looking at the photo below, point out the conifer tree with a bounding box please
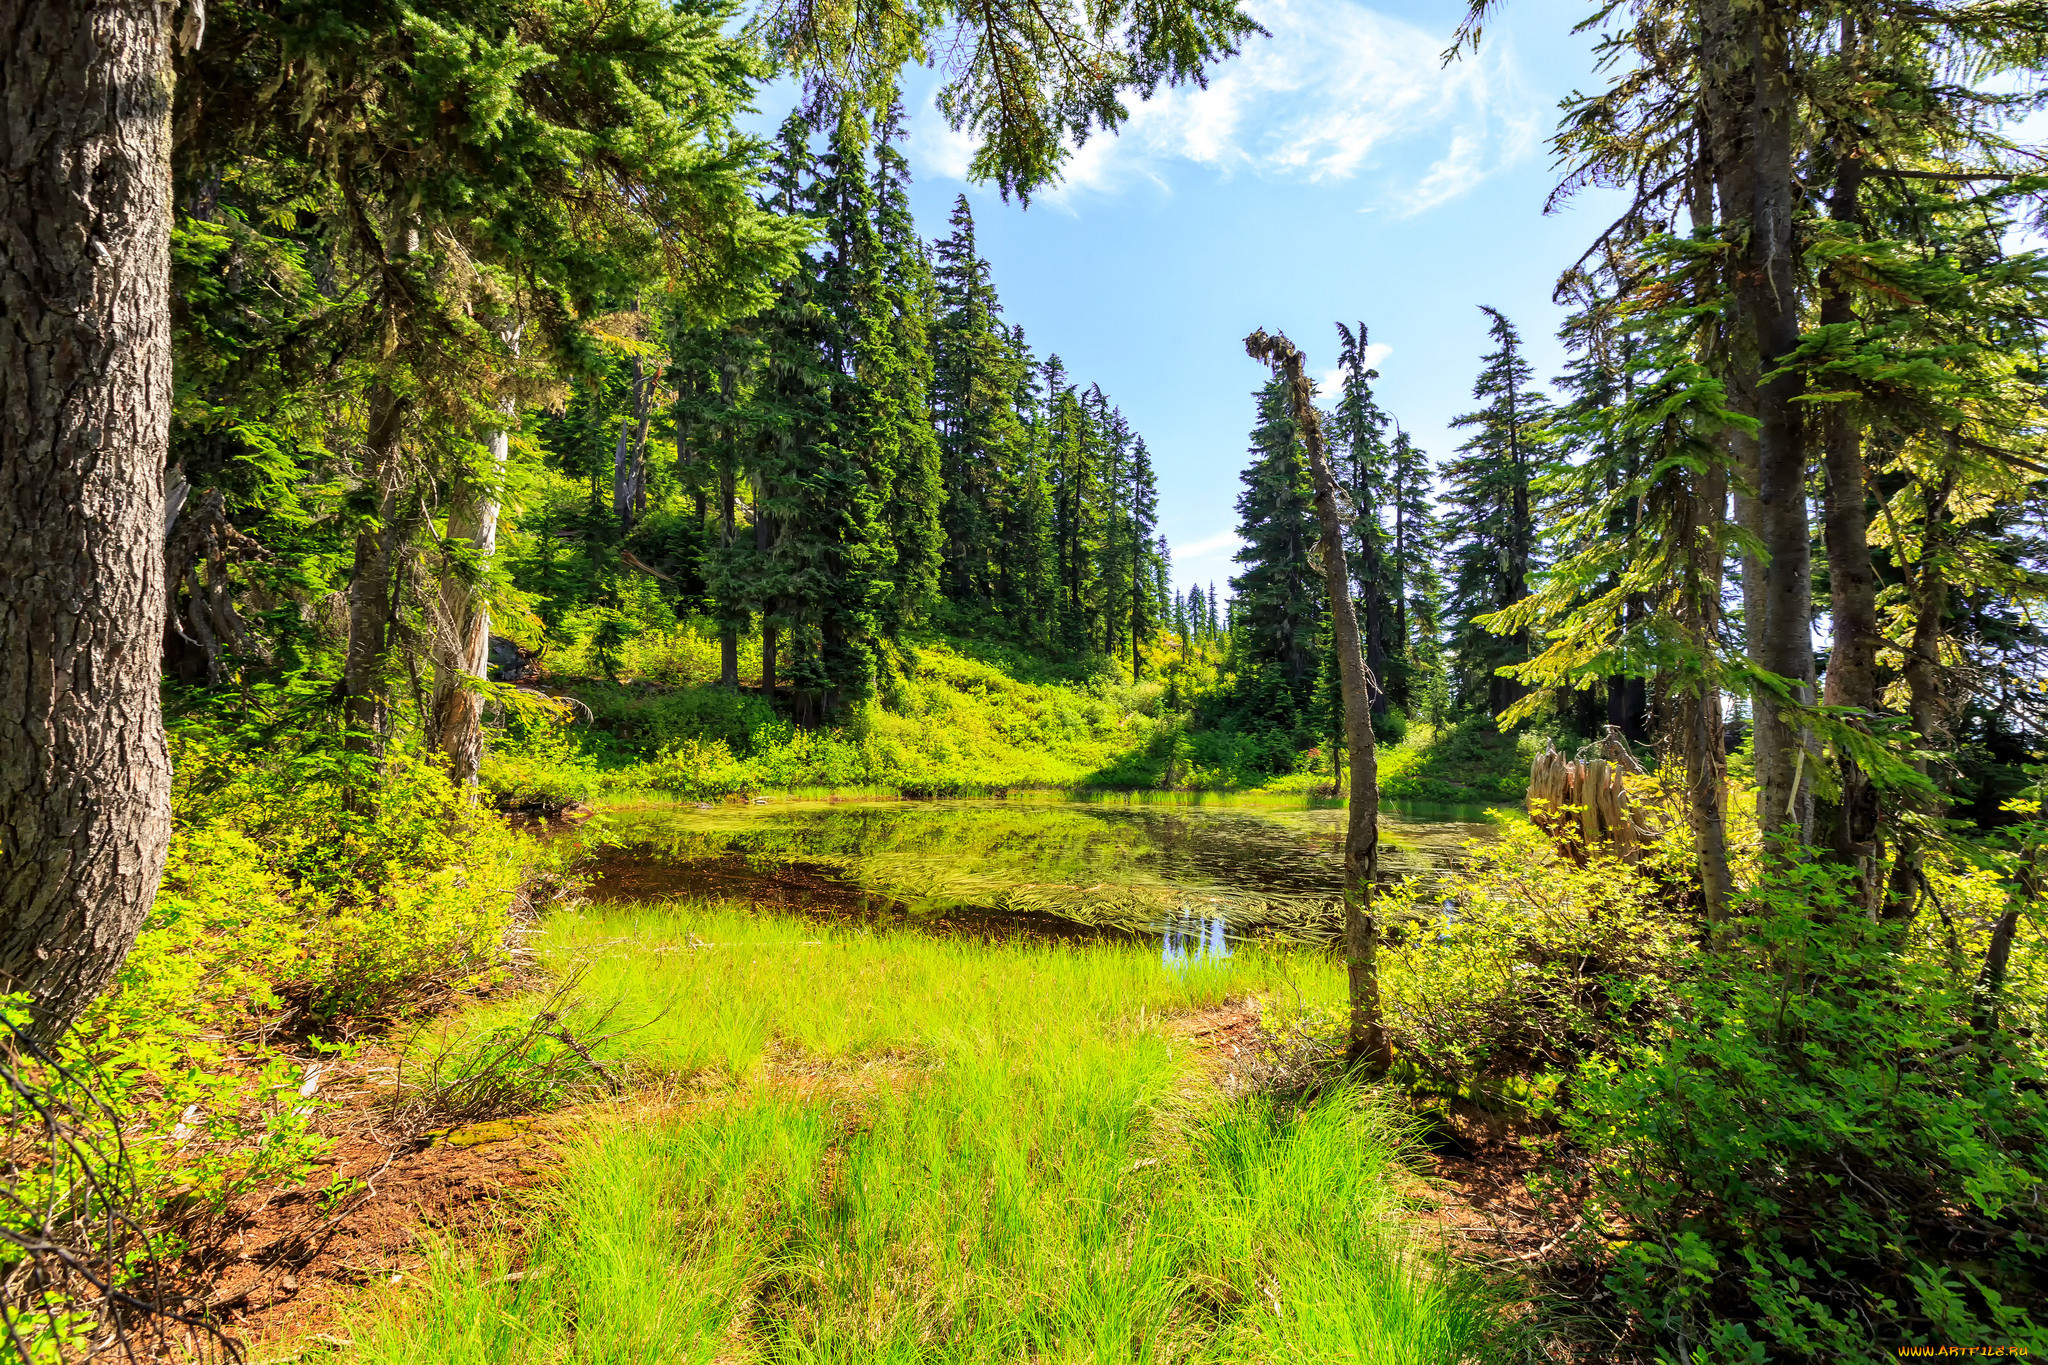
[1331,323,1392,711]
[1229,378,1326,735]
[866,106,946,632]
[1385,426,1435,710]
[1118,439,1164,677]
[930,195,1023,610]
[1443,307,1546,718]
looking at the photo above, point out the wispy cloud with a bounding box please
[907,0,1539,213]
[1176,529,1245,559]
[1316,342,1393,396]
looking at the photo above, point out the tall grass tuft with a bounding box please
[327,900,1509,1363]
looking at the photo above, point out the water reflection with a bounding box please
[1163,913,1233,970]
[590,795,1501,944]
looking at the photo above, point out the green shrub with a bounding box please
[58,713,537,1227]
[1378,716,1528,805]
[1379,813,1696,1089]
[1561,860,2048,1361]
[570,682,776,761]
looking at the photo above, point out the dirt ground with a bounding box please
[194,1104,566,1358]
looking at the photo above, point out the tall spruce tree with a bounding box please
[1229,378,1326,737]
[930,195,1023,610]
[1443,307,1546,718]
[1332,323,1393,712]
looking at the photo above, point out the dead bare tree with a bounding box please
[1246,329,1390,1074]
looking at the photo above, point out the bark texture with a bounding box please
[612,352,652,529]
[1817,132,1883,908]
[1741,7,1817,849]
[1247,330,1389,1073]
[433,396,514,784]
[0,0,176,1027]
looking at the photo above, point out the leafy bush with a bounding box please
[570,682,776,761]
[1379,810,1696,1089]
[1560,859,2046,1361]
[39,708,539,1254]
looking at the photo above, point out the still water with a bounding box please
[589,792,1499,947]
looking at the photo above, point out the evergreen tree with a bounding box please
[930,195,1023,610]
[1228,378,1325,737]
[868,106,946,632]
[1125,438,1163,676]
[1443,306,1546,718]
[1331,322,1392,712]
[1385,426,1435,711]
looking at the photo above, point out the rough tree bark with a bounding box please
[1247,330,1390,1074]
[756,473,777,697]
[433,340,518,785]
[343,381,409,753]
[0,0,176,1028]
[612,352,652,530]
[343,208,417,759]
[1818,125,1883,908]
[1742,4,1817,850]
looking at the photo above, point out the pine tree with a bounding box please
[868,105,946,632]
[1385,426,1435,711]
[1331,322,1392,712]
[1126,437,1163,676]
[1443,306,1546,718]
[930,195,1023,611]
[1228,378,1326,736]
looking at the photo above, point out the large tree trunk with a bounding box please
[718,451,739,688]
[343,205,416,759]
[1682,457,1736,932]
[756,485,777,698]
[612,353,652,530]
[1816,103,1882,908]
[1882,469,1954,922]
[433,368,516,785]
[1739,6,1816,851]
[1247,330,1390,1073]
[343,382,409,753]
[0,0,176,1029]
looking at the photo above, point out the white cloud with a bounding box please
[1176,529,1245,559]
[908,0,1539,213]
[1315,342,1393,395]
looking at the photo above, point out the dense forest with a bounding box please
[2,0,2045,1361]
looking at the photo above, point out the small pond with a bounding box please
[587,792,1503,946]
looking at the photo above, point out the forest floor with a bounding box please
[224,880,1561,1364]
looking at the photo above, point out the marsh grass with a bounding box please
[328,901,1510,1363]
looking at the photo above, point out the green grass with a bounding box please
[331,903,1510,1363]
[1374,719,1531,806]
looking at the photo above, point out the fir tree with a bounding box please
[1228,377,1325,736]
[868,105,946,632]
[1443,306,1546,718]
[930,195,1023,610]
[1331,322,1392,711]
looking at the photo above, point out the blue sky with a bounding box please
[758,0,1628,595]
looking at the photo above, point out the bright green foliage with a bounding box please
[492,638,1183,798]
[158,710,529,1024]
[328,900,1508,1363]
[1564,862,2048,1361]
[1378,807,1696,1086]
